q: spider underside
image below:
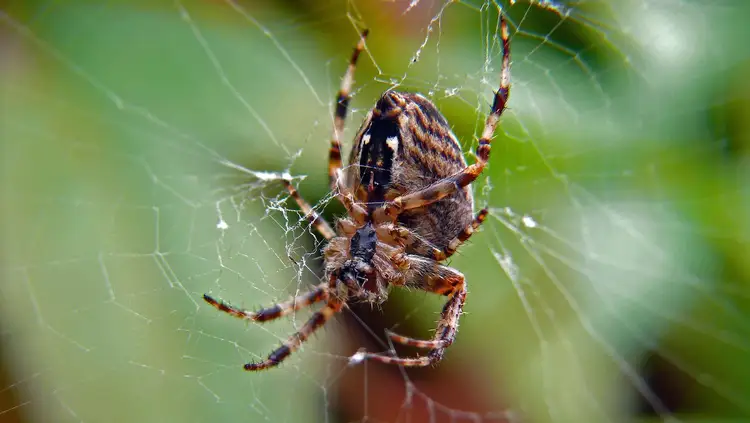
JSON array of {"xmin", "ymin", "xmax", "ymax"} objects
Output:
[{"xmin": 204, "ymin": 17, "xmax": 510, "ymax": 370}]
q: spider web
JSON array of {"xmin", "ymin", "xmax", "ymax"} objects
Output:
[{"xmin": 1, "ymin": 0, "xmax": 749, "ymax": 422}]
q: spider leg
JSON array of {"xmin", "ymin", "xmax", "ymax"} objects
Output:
[
  {"xmin": 432, "ymin": 208, "xmax": 488, "ymax": 261},
  {"xmin": 244, "ymin": 297, "xmax": 344, "ymax": 371},
  {"xmin": 375, "ymin": 17, "xmax": 509, "ymax": 221},
  {"xmin": 374, "ymin": 223, "xmax": 447, "ymax": 261},
  {"xmin": 336, "ymin": 171, "xmax": 368, "ymax": 224},
  {"xmin": 329, "ymin": 29, "xmax": 369, "ymax": 190},
  {"xmin": 203, "ymin": 283, "xmax": 328, "ymax": 322},
  {"xmin": 350, "ymin": 256, "xmax": 467, "ymax": 367},
  {"xmin": 282, "ymin": 179, "xmax": 336, "ymax": 240},
  {"xmin": 375, "ymin": 209, "xmax": 488, "ymax": 261}
]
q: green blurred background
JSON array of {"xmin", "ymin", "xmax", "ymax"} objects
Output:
[{"xmin": 1, "ymin": 1, "xmax": 749, "ymax": 422}]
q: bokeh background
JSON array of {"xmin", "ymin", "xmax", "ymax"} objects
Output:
[{"xmin": 1, "ymin": 1, "xmax": 749, "ymax": 422}]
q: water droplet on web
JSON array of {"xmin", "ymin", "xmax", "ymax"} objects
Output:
[
  {"xmin": 444, "ymin": 87, "xmax": 458, "ymax": 97},
  {"xmin": 522, "ymin": 215, "xmax": 537, "ymax": 228}
]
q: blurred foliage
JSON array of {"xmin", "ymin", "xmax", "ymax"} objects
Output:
[{"xmin": 1, "ymin": 1, "xmax": 749, "ymax": 423}]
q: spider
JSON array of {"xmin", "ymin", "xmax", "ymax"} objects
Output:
[{"xmin": 203, "ymin": 16, "xmax": 510, "ymax": 370}]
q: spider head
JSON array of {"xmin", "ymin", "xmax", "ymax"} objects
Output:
[{"xmin": 340, "ymin": 222, "xmax": 380, "ymax": 300}]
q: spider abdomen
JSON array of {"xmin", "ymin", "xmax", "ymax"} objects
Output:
[{"xmin": 347, "ymin": 91, "xmax": 474, "ymax": 255}]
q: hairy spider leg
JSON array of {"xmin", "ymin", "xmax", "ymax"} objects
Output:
[
  {"xmin": 374, "ymin": 223, "xmax": 446, "ymax": 260},
  {"xmin": 373, "ymin": 209, "xmax": 488, "ymax": 261},
  {"xmin": 376, "ymin": 16, "xmax": 510, "ymax": 221},
  {"xmin": 282, "ymin": 179, "xmax": 336, "ymax": 239},
  {"xmin": 431, "ymin": 208, "xmax": 489, "ymax": 260},
  {"xmin": 351, "ymin": 256, "xmax": 467, "ymax": 367},
  {"xmin": 386, "ymin": 288, "xmax": 467, "ymax": 357},
  {"xmin": 203, "ymin": 284, "xmax": 328, "ymax": 322},
  {"xmin": 245, "ymin": 298, "xmax": 344, "ymax": 371},
  {"xmin": 336, "ymin": 169, "xmax": 368, "ymax": 224},
  {"xmin": 329, "ymin": 29, "xmax": 369, "ymax": 190}
]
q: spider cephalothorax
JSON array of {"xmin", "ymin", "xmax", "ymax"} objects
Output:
[{"xmin": 203, "ymin": 16, "xmax": 510, "ymax": 370}]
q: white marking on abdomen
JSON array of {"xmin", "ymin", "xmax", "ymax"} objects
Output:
[{"xmin": 386, "ymin": 136, "xmax": 398, "ymax": 153}]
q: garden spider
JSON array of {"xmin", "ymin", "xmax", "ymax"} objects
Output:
[{"xmin": 204, "ymin": 16, "xmax": 510, "ymax": 370}]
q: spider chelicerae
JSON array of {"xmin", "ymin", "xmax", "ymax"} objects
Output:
[{"xmin": 204, "ymin": 16, "xmax": 510, "ymax": 370}]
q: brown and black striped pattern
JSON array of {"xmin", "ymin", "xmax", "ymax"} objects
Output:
[
  {"xmin": 353, "ymin": 258, "xmax": 467, "ymax": 366},
  {"xmin": 357, "ymin": 289, "xmax": 467, "ymax": 367},
  {"xmin": 376, "ymin": 16, "xmax": 510, "ymax": 224},
  {"xmin": 202, "ymin": 13, "xmax": 510, "ymax": 371},
  {"xmin": 341, "ymin": 14, "xmax": 509, "ymax": 367},
  {"xmin": 243, "ymin": 297, "xmax": 343, "ymax": 371},
  {"xmin": 346, "ymin": 90, "xmax": 476, "ymax": 257},
  {"xmin": 203, "ymin": 286, "xmax": 328, "ymax": 323}
]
